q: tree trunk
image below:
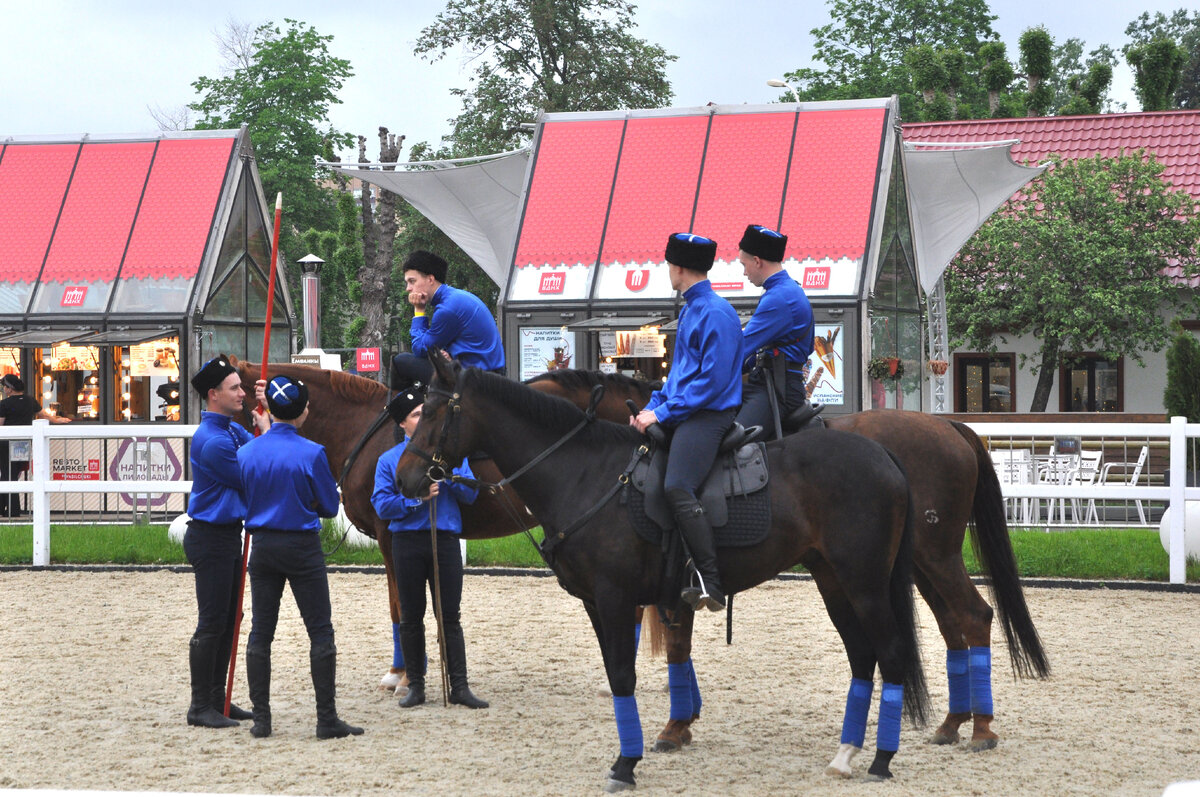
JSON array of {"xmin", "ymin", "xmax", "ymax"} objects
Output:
[
  {"xmin": 356, "ymin": 128, "xmax": 405, "ymax": 354},
  {"xmin": 988, "ymin": 89, "xmax": 1000, "ymax": 115},
  {"xmin": 1028, "ymin": 339, "xmax": 1059, "ymax": 412}
]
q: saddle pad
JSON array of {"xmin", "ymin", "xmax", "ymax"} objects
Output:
[
  {"xmin": 626, "ymin": 484, "xmax": 771, "ymax": 548},
  {"xmin": 632, "ymin": 442, "xmax": 769, "ymax": 530}
]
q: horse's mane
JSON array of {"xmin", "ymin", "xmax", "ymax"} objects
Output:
[
  {"xmin": 524, "ymin": 368, "xmax": 659, "ymax": 398},
  {"xmin": 465, "ymin": 369, "xmax": 643, "ymax": 446},
  {"xmin": 236, "ymin": 359, "xmax": 388, "ymax": 407}
]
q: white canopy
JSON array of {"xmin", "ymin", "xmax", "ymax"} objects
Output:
[
  {"xmin": 903, "ymin": 141, "xmax": 1047, "ymax": 293},
  {"xmin": 330, "ymin": 150, "xmax": 530, "ymax": 288}
]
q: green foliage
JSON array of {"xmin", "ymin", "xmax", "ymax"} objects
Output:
[
  {"xmin": 1127, "ymin": 38, "xmax": 1188, "ymax": 111},
  {"xmin": 297, "ymin": 192, "xmax": 364, "ymax": 349},
  {"xmin": 1125, "ymin": 9, "xmax": 1200, "ymax": 109},
  {"xmin": 979, "ymin": 41, "xmax": 1015, "ymax": 93},
  {"xmin": 960, "ymin": 528, "xmax": 1200, "ymax": 580},
  {"xmin": 1020, "ymin": 26, "xmax": 1054, "ymax": 115},
  {"xmin": 1164, "ymin": 325, "xmax": 1200, "ymax": 422},
  {"xmin": 189, "ymin": 19, "xmax": 353, "ymax": 234},
  {"xmin": 947, "ymin": 151, "xmax": 1200, "ymax": 412},
  {"xmin": 1051, "ymin": 39, "xmax": 1116, "ymax": 115},
  {"xmin": 415, "ymin": 0, "xmax": 675, "ymax": 157}
]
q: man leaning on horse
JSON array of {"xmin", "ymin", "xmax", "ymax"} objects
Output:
[{"xmin": 630, "ymin": 232, "xmax": 743, "ymax": 612}]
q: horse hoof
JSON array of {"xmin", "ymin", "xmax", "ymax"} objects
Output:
[
  {"xmin": 653, "ymin": 737, "xmax": 681, "ymax": 753},
  {"xmin": 681, "ymin": 727, "xmax": 692, "ymax": 746},
  {"xmin": 824, "ymin": 765, "xmax": 852, "ymax": 779},
  {"xmin": 968, "ymin": 737, "xmax": 999, "ymax": 752},
  {"xmin": 928, "ymin": 728, "xmax": 960, "ymax": 745},
  {"xmin": 864, "ymin": 771, "xmax": 893, "ymax": 782},
  {"xmin": 603, "ymin": 778, "xmax": 635, "ymax": 793}
]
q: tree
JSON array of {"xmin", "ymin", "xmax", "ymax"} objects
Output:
[
  {"xmin": 1125, "ymin": 9, "xmax": 1200, "ymax": 109},
  {"xmin": 189, "ymin": 19, "xmax": 354, "ymax": 233},
  {"xmin": 946, "ymin": 151, "xmax": 1200, "ymax": 412},
  {"xmin": 415, "ymin": 0, "xmax": 675, "ymax": 156},
  {"xmin": 1019, "ymin": 26, "xmax": 1054, "ymax": 116},
  {"xmin": 1127, "ymin": 38, "xmax": 1188, "ymax": 111},
  {"xmin": 298, "ymin": 191, "xmax": 362, "ymax": 349},
  {"xmin": 1163, "ymin": 324, "xmax": 1200, "ymax": 468},
  {"xmin": 1050, "ymin": 39, "xmax": 1117, "ymax": 114},
  {"xmin": 785, "ymin": 0, "xmax": 1006, "ymax": 121}
]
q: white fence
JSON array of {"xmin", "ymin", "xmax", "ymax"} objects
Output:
[{"xmin": 4, "ymin": 417, "xmax": 1200, "ymax": 583}]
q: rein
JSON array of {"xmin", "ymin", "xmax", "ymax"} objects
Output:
[{"xmin": 323, "ymin": 406, "xmax": 392, "ymax": 558}]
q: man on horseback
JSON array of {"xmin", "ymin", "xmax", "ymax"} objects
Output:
[
  {"xmin": 391, "ymin": 250, "xmax": 506, "ymax": 389},
  {"xmin": 183, "ymin": 356, "xmax": 267, "ymax": 728},
  {"xmin": 734, "ymin": 224, "xmax": 814, "ymax": 439},
  {"xmin": 631, "ymin": 233, "xmax": 743, "ymax": 612}
]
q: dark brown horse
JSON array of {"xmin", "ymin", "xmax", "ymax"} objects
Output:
[
  {"xmin": 527, "ymin": 368, "xmax": 1049, "ymax": 752},
  {"xmin": 396, "ymin": 355, "xmax": 929, "ymax": 788}
]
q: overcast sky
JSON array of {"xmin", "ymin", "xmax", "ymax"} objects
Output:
[{"xmin": 1, "ymin": 0, "xmax": 1190, "ymax": 160}]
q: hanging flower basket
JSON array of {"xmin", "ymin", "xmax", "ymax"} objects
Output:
[
  {"xmin": 927, "ymin": 359, "xmax": 949, "ymax": 376},
  {"xmin": 867, "ymin": 356, "xmax": 904, "ymax": 381}
]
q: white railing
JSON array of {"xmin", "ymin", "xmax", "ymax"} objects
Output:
[{"xmin": 4, "ymin": 417, "xmax": 1199, "ymax": 583}]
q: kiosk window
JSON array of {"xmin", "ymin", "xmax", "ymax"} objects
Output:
[
  {"xmin": 37, "ymin": 345, "xmax": 101, "ymax": 421},
  {"xmin": 115, "ymin": 337, "xmax": 182, "ymax": 422}
]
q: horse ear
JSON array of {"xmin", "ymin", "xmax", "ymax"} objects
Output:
[
  {"xmin": 429, "ymin": 349, "xmax": 457, "ymax": 386},
  {"xmin": 228, "ymin": 354, "xmax": 240, "ymax": 368}
]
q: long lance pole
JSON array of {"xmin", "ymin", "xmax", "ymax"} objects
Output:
[{"xmin": 224, "ymin": 192, "xmax": 283, "ymax": 716}]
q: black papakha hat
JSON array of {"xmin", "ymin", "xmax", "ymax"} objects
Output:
[
  {"xmin": 664, "ymin": 232, "xmax": 718, "ymax": 272},
  {"xmin": 386, "ymin": 386, "xmax": 425, "ymax": 425},
  {"xmin": 191, "ymin": 355, "xmax": 237, "ymax": 396},
  {"xmin": 403, "ymin": 250, "xmax": 448, "ymax": 283},
  {"xmin": 739, "ymin": 224, "xmax": 788, "ymax": 262},
  {"xmin": 265, "ymin": 375, "xmax": 309, "ymax": 420}
]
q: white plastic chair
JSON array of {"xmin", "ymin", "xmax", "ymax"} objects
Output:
[
  {"xmin": 1088, "ymin": 445, "xmax": 1148, "ymax": 525},
  {"xmin": 991, "ymin": 449, "xmax": 1034, "ymax": 525},
  {"xmin": 1071, "ymin": 450, "xmax": 1103, "ymax": 523}
]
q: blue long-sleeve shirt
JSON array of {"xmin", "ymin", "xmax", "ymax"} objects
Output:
[
  {"xmin": 188, "ymin": 411, "xmax": 253, "ymax": 524},
  {"xmin": 372, "ymin": 440, "xmax": 478, "ymax": 534},
  {"xmin": 410, "ymin": 283, "xmax": 506, "ymax": 371},
  {"xmin": 645, "ymin": 280, "xmax": 743, "ymax": 427},
  {"xmin": 236, "ymin": 423, "xmax": 340, "ymax": 532},
  {"xmin": 741, "ymin": 270, "xmax": 814, "ymax": 371}
]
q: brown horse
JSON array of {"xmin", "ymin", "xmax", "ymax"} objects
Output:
[
  {"xmin": 527, "ymin": 368, "xmax": 1049, "ymax": 752},
  {"xmin": 396, "ymin": 355, "xmax": 929, "ymax": 787}
]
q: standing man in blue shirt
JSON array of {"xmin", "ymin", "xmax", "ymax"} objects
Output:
[
  {"xmin": 237, "ymin": 376, "xmax": 363, "ymax": 740},
  {"xmin": 390, "ymin": 250, "xmax": 505, "ymax": 388},
  {"xmin": 371, "ymin": 386, "xmax": 488, "ymax": 709},
  {"xmin": 184, "ymin": 355, "xmax": 267, "ymax": 728},
  {"xmin": 631, "ymin": 233, "xmax": 743, "ymax": 611},
  {"xmin": 735, "ymin": 224, "xmax": 814, "ymax": 438}
]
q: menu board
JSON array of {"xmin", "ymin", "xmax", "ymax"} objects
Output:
[
  {"xmin": 49, "ymin": 344, "xmax": 99, "ymax": 371},
  {"xmin": 806, "ymin": 323, "xmax": 845, "ymax": 406},
  {"xmin": 129, "ymin": 339, "xmax": 180, "ymax": 377},
  {"xmin": 518, "ymin": 327, "xmax": 577, "ymax": 381},
  {"xmin": 602, "ymin": 329, "xmax": 665, "ymax": 358}
]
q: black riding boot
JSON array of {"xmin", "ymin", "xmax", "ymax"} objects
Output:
[
  {"xmin": 186, "ymin": 634, "xmax": 238, "ymax": 728},
  {"xmin": 310, "ymin": 640, "xmax": 364, "ymax": 739},
  {"xmin": 397, "ymin": 624, "xmax": 426, "ymax": 708},
  {"xmin": 444, "ymin": 621, "xmax": 489, "ymax": 709},
  {"xmin": 211, "ymin": 630, "xmax": 253, "ymax": 720},
  {"xmin": 245, "ymin": 643, "xmax": 272, "ymax": 738},
  {"xmin": 668, "ymin": 490, "xmax": 726, "ymax": 612}
]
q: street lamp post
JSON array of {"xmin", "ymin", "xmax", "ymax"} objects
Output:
[
  {"xmin": 297, "ymin": 253, "xmax": 325, "ymax": 352},
  {"xmin": 767, "ymin": 78, "xmax": 803, "ymax": 104}
]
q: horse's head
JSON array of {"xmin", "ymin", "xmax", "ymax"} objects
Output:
[{"xmin": 395, "ymin": 350, "xmax": 478, "ymax": 498}]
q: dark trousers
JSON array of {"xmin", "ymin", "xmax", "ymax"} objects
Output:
[
  {"xmin": 247, "ymin": 531, "xmax": 334, "ymax": 648},
  {"xmin": 391, "ymin": 530, "xmax": 463, "ymax": 675},
  {"xmin": 736, "ymin": 370, "xmax": 809, "ymax": 440},
  {"xmin": 183, "ymin": 520, "xmax": 243, "ymax": 641},
  {"xmin": 0, "ymin": 442, "xmax": 29, "ymax": 517},
  {"xmin": 664, "ymin": 409, "xmax": 736, "ymax": 499}
]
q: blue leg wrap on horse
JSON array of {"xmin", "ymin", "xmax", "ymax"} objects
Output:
[
  {"xmin": 839, "ymin": 677, "xmax": 873, "ymax": 747},
  {"xmin": 969, "ymin": 646, "xmax": 993, "ymax": 715},
  {"xmin": 634, "ymin": 623, "xmax": 641, "ymax": 659},
  {"xmin": 612, "ymin": 695, "xmax": 644, "ymax": 758},
  {"xmin": 687, "ymin": 658, "xmax": 702, "ymax": 716},
  {"xmin": 392, "ymin": 622, "xmax": 404, "ymax": 670},
  {"xmin": 668, "ymin": 662, "xmax": 693, "ymax": 721},
  {"xmin": 947, "ymin": 648, "xmax": 970, "ymax": 713},
  {"xmin": 877, "ymin": 682, "xmax": 904, "ymax": 752}
]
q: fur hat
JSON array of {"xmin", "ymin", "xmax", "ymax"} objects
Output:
[
  {"xmin": 386, "ymin": 386, "xmax": 425, "ymax": 425},
  {"xmin": 738, "ymin": 224, "xmax": 788, "ymax": 262},
  {"xmin": 403, "ymin": 250, "xmax": 448, "ymax": 283},
  {"xmin": 665, "ymin": 233, "xmax": 718, "ymax": 272},
  {"xmin": 265, "ymin": 375, "xmax": 309, "ymax": 420},
  {"xmin": 190, "ymin": 356, "xmax": 237, "ymax": 396}
]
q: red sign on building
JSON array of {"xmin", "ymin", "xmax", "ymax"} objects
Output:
[
  {"xmin": 538, "ymin": 272, "xmax": 565, "ymax": 294},
  {"xmin": 624, "ymin": 269, "xmax": 649, "ymax": 292},
  {"xmin": 61, "ymin": 286, "xmax": 88, "ymax": 306},
  {"xmin": 356, "ymin": 348, "xmax": 381, "ymax": 372},
  {"xmin": 802, "ymin": 267, "xmax": 831, "ymax": 290}
]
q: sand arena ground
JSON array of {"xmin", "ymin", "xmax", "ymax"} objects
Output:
[{"xmin": 0, "ymin": 568, "xmax": 1197, "ymax": 796}]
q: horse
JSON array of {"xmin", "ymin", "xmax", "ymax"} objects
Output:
[
  {"xmin": 527, "ymin": 367, "xmax": 1050, "ymax": 751},
  {"xmin": 395, "ymin": 354, "xmax": 930, "ymax": 789}
]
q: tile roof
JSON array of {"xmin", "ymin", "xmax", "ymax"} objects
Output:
[{"xmin": 903, "ymin": 110, "xmax": 1200, "ymax": 287}]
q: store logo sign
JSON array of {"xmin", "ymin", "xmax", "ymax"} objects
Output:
[
  {"xmin": 356, "ymin": 347, "xmax": 381, "ymax": 372},
  {"xmin": 802, "ymin": 267, "xmax": 830, "ymax": 290},
  {"xmin": 61, "ymin": 286, "xmax": 88, "ymax": 306},
  {"xmin": 538, "ymin": 272, "xmax": 565, "ymax": 294},
  {"xmin": 624, "ymin": 269, "xmax": 649, "ymax": 292}
]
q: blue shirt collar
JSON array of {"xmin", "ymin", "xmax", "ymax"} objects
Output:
[
  {"xmin": 762, "ymin": 270, "xmax": 791, "ymax": 289},
  {"xmin": 201, "ymin": 411, "xmax": 233, "ymax": 428},
  {"xmin": 682, "ymin": 280, "xmax": 713, "ymax": 302}
]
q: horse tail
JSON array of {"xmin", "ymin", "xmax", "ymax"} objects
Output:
[
  {"xmin": 887, "ymin": 450, "xmax": 930, "ymax": 727},
  {"xmin": 643, "ymin": 606, "xmax": 667, "ymax": 658},
  {"xmin": 951, "ymin": 420, "xmax": 1050, "ymax": 679}
]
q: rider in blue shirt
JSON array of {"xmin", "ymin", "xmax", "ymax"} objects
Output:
[
  {"xmin": 371, "ymin": 386, "xmax": 488, "ymax": 709},
  {"xmin": 237, "ymin": 376, "xmax": 363, "ymax": 740},
  {"xmin": 183, "ymin": 355, "xmax": 266, "ymax": 729},
  {"xmin": 735, "ymin": 224, "xmax": 815, "ymax": 438},
  {"xmin": 633, "ymin": 233, "xmax": 743, "ymax": 612},
  {"xmin": 391, "ymin": 250, "xmax": 505, "ymax": 388}
]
